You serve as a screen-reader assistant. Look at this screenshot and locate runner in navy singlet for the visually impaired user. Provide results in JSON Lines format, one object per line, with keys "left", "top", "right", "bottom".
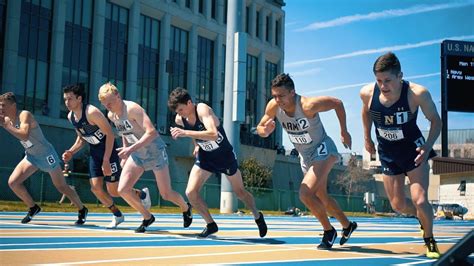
{"left": 62, "top": 84, "right": 127, "bottom": 229}
{"left": 360, "top": 52, "right": 441, "bottom": 259}
{"left": 168, "top": 87, "right": 267, "bottom": 238}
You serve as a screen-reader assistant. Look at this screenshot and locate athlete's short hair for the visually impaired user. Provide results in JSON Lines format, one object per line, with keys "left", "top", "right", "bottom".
{"left": 0, "top": 92, "right": 16, "bottom": 104}
{"left": 98, "top": 82, "right": 119, "bottom": 101}
{"left": 271, "top": 73, "right": 295, "bottom": 91}
{"left": 63, "top": 83, "right": 86, "bottom": 102}
{"left": 168, "top": 87, "right": 192, "bottom": 111}
{"left": 373, "top": 52, "right": 401, "bottom": 75}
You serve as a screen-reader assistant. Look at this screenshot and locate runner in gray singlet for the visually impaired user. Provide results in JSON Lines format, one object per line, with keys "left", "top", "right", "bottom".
{"left": 0, "top": 92, "right": 87, "bottom": 225}
{"left": 257, "top": 74, "right": 357, "bottom": 250}
{"left": 98, "top": 82, "right": 192, "bottom": 233}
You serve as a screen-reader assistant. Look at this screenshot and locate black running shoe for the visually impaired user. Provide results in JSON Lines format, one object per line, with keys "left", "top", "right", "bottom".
{"left": 135, "top": 215, "right": 156, "bottom": 233}
{"left": 255, "top": 212, "right": 267, "bottom": 237}
{"left": 21, "top": 204, "right": 41, "bottom": 224}
{"left": 317, "top": 227, "right": 337, "bottom": 250}
{"left": 183, "top": 202, "right": 193, "bottom": 228}
{"left": 198, "top": 222, "right": 218, "bottom": 238}
{"left": 75, "top": 206, "right": 88, "bottom": 225}
{"left": 340, "top": 221, "right": 357, "bottom": 245}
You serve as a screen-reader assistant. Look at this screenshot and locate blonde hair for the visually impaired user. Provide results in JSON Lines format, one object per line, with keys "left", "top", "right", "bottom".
{"left": 98, "top": 82, "right": 119, "bottom": 101}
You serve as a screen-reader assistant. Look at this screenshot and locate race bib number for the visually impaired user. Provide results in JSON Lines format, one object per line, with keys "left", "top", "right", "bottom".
{"left": 377, "top": 128, "right": 404, "bottom": 141}
{"left": 123, "top": 133, "right": 139, "bottom": 144}
{"left": 197, "top": 140, "right": 220, "bottom": 152}
{"left": 46, "top": 154, "right": 56, "bottom": 165}
{"left": 82, "top": 135, "right": 100, "bottom": 145}
{"left": 288, "top": 132, "right": 313, "bottom": 144}
{"left": 20, "top": 140, "right": 34, "bottom": 149}
{"left": 110, "top": 162, "right": 118, "bottom": 174}
{"left": 317, "top": 141, "right": 328, "bottom": 156}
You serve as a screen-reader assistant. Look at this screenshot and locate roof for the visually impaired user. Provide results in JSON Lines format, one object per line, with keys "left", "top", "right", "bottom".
{"left": 432, "top": 157, "right": 474, "bottom": 175}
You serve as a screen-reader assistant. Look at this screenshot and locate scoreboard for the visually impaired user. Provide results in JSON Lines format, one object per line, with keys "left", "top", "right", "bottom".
{"left": 441, "top": 40, "right": 474, "bottom": 112}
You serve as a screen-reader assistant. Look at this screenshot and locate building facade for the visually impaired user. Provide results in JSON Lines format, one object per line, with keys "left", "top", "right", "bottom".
{"left": 0, "top": 0, "right": 287, "bottom": 185}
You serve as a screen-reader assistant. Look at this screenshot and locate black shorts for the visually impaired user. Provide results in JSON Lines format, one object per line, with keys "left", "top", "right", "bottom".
{"left": 195, "top": 149, "right": 238, "bottom": 176}
{"left": 379, "top": 148, "right": 436, "bottom": 176}
{"left": 89, "top": 151, "right": 121, "bottom": 182}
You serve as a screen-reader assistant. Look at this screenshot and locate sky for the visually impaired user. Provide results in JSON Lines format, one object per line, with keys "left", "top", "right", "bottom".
{"left": 281, "top": 0, "right": 474, "bottom": 155}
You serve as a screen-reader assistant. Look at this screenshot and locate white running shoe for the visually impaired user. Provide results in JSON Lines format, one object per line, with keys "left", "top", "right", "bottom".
{"left": 106, "top": 215, "right": 125, "bottom": 229}
{"left": 141, "top": 187, "right": 151, "bottom": 210}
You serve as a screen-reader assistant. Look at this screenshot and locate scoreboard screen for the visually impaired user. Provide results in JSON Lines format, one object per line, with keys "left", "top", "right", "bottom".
{"left": 442, "top": 40, "right": 474, "bottom": 113}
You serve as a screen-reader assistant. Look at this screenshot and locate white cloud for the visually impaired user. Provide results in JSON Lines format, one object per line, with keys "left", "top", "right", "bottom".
{"left": 297, "top": 2, "right": 474, "bottom": 31}
{"left": 286, "top": 35, "right": 474, "bottom": 68}
{"left": 306, "top": 72, "right": 440, "bottom": 95}
{"left": 291, "top": 67, "right": 322, "bottom": 77}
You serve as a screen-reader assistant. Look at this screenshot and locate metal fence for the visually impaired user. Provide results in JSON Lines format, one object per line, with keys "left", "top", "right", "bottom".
{"left": 0, "top": 167, "right": 390, "bottom": 213}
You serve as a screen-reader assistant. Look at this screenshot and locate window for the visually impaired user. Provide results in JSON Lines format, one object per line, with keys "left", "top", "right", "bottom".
{"left": 223, "top": 0, "right": 227, "bottom": 24}
{"left": 0, "top": 0, "right": 6, "bottom": 89}
{"left": 103, "top": 1, "right": 128, "bottom": 95}
{"left": 211, "top": 0, "right": 216, "bottom": 19}
{"left": 167, "top": 26, "right": 188, "bottom": 131}
{"left": 196, "top": 36, "right": 214, "bottom": 106}
{"left": 256, "top": 11, "right": 260, "bottom": 39}
{"left": 245, "top": 54, "right": 258, "bottom": 127}
{"left": 62, "top": 0, "right": 93, "bottom": 118}
{"left": 198, "top": 0, "right": 203, "bottom": 14}
{"left": 245, "top": 6, "right": 249, "bottom": 33}
{"left": 138, "top": 15, "right": 160, "bottom": 125}
{"left": 17, "top": 0, "right": 53, "bottom": 114}
{"left": 275, "top": 19, "right": 280, "bottom": 46}
{"left": 185, "top": 0, "right": 191, "bottom": 9}
{"left": 458, "top": 180, "right": 466, "bottom": 196}
{"left": 265, "top": 61, "right": 277, "bottom": 147}
{"left": 265, "top": 15, "right": 270, "bottom": 42}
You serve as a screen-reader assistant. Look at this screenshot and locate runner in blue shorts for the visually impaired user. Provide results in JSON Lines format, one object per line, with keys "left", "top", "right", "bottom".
{"left": 62, "top": 84, "right": 150, "bottom": 229}
{"left": 257, "top": 73, "right": 357, "bottom": 249}
{"left": 0, "top": 92, "right": 87, "bottom": 225}
{"left": 360, "top": 52, "right": 441, "bottom": 259}
{"left": 99, "top": 82, "right": 192, "bottom": 233}
{"left": 168, "top": 87, "right": 267, "bottom": 238}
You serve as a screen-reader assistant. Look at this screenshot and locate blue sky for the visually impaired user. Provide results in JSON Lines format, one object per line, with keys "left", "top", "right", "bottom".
{"left": 281, "top": 0, "right": 474, "bottom": 155}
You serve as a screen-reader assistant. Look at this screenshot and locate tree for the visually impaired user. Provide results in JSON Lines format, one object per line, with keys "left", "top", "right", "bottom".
{"left": 335, "top": 154, "right": 374, "bottom": 200}
{"left": 240, "top": 158, "right": 272, "bottom": 189}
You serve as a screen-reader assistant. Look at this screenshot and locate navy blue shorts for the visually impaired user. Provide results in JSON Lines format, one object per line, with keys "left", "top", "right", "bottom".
{"left": 379, "top": 148, "right": 436, "bottom": 176}
{"left": 89, "top": 150, "right": 121, "bottom": 182}
{"left": 195, "top": 149, "right": 238, "bottom": 176}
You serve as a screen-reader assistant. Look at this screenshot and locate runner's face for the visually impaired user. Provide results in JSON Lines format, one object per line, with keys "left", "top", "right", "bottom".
{"left": 271, "top": 86, "right": 295, "bottom": 110}
{"left": 175, "top": 101, "right": 193, "bottom": 118}
{"left": 100, "top": 93, "right": 120, "bottom": 113}
{"left": 63, "top": 92, "right": 81, "bottom": 111}
{"left": 375, "top": 71, "right": 402, "bottom": 97}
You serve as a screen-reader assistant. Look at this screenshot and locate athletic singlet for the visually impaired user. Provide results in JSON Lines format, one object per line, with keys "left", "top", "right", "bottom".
{"left": 181, "top": 104, "right": 233, "bottom": 155}
{"left": 69, "top": 104, "right": 107, "bottom": 149}
{"left": 369, "top": 81, "right": 427, "bottom": 155}
{"left": 15, "top": 111, "right": 53, "bottom": 154}
{"left": 276, "top": 94, "right": 327, "bottom": 155}
{"left": 111, "top": 100, "right": 165, "bottom": 150}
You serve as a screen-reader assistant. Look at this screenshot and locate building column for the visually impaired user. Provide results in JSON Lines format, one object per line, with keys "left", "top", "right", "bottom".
{"left": 248, "top": 2, "right": 256, "bottom": 38}
{"left": 47, "top": 0, "right": 66, "bottom": 118}
{"left": 204, "top": 0, "right": 211, "bottom": 20}
{"left": 216, "top": 0, "right": 224, "bottom": 25}
{"left": 89, "top": 0, "right": 106, "bottom": 107}
{"left": 125, "top": 0, "right": 140, "bottom": 101}
{"left": 2, "top": 0, "right": 21, "bottom": 93}
{"left": 269, "top": 12, "right": 275, "bottom": 46}
{"left": 191, "top": 0, "right": 198, "bottom": 15}
{"left": 187, "top": 24, "right": 198, "bottom": 97}
{"left": 157, "top": 13, "right": 171, "bottom": 133}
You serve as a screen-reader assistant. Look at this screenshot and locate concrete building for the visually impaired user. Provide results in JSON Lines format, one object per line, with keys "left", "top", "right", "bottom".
{"left": 0, "top": 0, "right": 290, "bottom": 188}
